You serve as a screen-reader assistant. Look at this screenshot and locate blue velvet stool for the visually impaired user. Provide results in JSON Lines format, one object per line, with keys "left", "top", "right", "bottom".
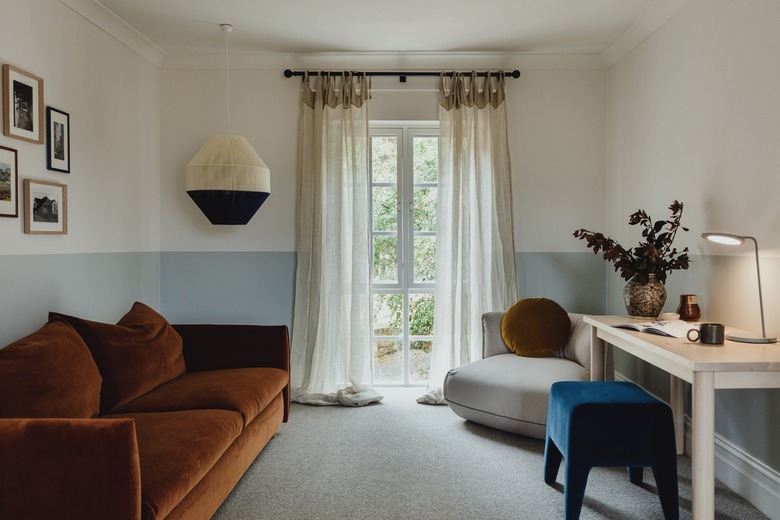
{"left": 544, "top": 381, "right": 679, "bottom": 520}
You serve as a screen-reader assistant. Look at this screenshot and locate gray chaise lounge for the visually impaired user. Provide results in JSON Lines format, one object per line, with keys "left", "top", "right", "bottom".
{"left": 443, "top": 312, "right": 594, "bottom": 439}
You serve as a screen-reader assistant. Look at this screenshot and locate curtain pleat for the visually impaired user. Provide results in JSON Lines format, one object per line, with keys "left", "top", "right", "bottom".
{"left": 420, "top": 72, "right": 519, "bottom": 404}
{"left": 291, "top": 73, "right": 381, "bottom": 406}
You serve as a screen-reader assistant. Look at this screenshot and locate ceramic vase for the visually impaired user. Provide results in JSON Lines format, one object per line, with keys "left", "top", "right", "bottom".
{"left": 623, "top": 273, "right": 667, "bottom": 318}
{"left": 677, "top": 294, "right": 701, "bottom": 321}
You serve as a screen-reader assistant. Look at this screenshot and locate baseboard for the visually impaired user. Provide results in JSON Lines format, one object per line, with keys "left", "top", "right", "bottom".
{"left": 683, "top": 416, "right": 780, "bottom": 520}
{"left": 614, "top": 372, "right": 780, "bottom": 519}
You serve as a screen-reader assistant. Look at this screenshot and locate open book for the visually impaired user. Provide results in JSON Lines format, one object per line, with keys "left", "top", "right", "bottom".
{"left": 613, "top": 320, "right": 692, "bottom": 339}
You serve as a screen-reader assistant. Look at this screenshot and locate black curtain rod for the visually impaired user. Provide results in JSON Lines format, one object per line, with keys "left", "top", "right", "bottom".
{"left": 283, "top": 69, "right": 520, "bottom": 83}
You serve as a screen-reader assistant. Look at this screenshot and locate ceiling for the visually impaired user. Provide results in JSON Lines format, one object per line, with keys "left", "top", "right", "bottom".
{"left": 95, "top": 0, "right": 685, "bottom": 59}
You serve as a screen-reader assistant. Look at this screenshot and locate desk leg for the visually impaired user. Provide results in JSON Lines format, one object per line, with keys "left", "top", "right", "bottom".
{"left": 670, "top": 375, "right": 685, "bottom": 455}
{"left": 692, "top": 371, "right": 715, "bottom": 520}
{"left": 590, "top": 327, "right": 605, "bottom": 381}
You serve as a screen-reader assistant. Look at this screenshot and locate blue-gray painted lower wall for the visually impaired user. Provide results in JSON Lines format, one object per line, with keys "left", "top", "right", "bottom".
{"left": 516, "top": 252, "right": 607, "bottom": 315}
{"left": 157, "top": 251, "right": 605, "bottom": 331}
{"left": 0, "top": 252, "right": 160, "bottom": 347}
{"left": 160, "top": 252, "right": 297, "bottom": 328}
{"left": 4, "top": 249, "right": 774, "bottom": 474}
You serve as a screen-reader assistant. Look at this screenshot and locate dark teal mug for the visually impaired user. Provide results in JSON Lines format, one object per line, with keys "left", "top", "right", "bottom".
{"left": 687, "top": 323, "right": 725, "bottom": 344}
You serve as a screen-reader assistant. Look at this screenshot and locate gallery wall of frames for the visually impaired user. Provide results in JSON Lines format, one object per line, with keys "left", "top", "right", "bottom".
{"left": 1, "top": 63, "right": 70, "bottom": 234}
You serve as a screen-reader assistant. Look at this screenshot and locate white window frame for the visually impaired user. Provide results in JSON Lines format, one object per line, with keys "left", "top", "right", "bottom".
{"left": 369, "top": 121, "right": 439, "bottom": 386}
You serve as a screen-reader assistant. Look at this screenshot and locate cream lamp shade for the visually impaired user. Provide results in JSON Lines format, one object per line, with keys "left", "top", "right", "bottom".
{"left": 185, "top": 134, "right": 270, "bottom": 225}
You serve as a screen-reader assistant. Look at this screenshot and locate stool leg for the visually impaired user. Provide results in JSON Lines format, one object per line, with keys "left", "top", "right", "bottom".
{"left": 563, "top": 461, "right": 590, "bottom": 520}
{"left": 544, "top": 436, "right": 563, "bottom": 485}
{"left": 627, "top": 466, "right": 643, "bottom": 485}
{"left": 652, "top": 458, "right": 679, "bottom": 520}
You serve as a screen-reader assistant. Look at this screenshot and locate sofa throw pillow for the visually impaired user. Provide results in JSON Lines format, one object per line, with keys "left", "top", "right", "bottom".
{"left": 0, "top": 319, "right": 102, "bottom": 418}
{"left": 50, "top": 302, "right": 186, "bottom": 414}
{"left": 500, "top": 298, "right": 571, "bottom": 358}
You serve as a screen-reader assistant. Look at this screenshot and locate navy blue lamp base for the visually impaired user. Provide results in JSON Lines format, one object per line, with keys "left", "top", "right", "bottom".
{"left": 187, "top": 190, "right": 269, "bottom": 225}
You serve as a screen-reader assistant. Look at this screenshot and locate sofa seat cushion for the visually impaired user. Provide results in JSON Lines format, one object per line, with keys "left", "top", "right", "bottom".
{"left": 443, "top": 354, "right": 589, "bottom": 439}
{"left": 51, "top": 302, "right": 186, "bottom": 414}
{"left": 111, "top": 367, "right": 289, "bottom": 427}
{"left": 105, "top": 409, "right": 243, "bottom": 520}
{"left": 0, "top": 319, "right": 102, "bottom": 419}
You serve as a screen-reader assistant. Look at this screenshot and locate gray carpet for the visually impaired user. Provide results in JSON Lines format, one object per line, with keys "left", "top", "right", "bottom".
{"left": 214, "top": 387, "right": 768, "bottom": 519}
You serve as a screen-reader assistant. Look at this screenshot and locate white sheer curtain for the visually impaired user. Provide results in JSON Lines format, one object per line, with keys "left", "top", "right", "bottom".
{"left": 420, "top": 72, "right": 519, "bottom": 404}
{"left": 291, "top": 73, "right": 382, "bottom": 406}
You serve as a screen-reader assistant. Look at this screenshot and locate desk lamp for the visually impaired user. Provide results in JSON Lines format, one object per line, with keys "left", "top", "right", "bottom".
{"left": 701, "top": 233, "right": 777, "bottom": 343}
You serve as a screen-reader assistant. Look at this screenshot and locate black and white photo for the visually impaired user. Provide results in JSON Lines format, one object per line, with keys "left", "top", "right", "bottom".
{"left": 23, "top": 179, "right": 67, "bottom": 234}
{"left": 2, "top": 64, "right": 44, "bottom": 144}
{"left": 47, "top": 107, "right": 70, "bottom": 172}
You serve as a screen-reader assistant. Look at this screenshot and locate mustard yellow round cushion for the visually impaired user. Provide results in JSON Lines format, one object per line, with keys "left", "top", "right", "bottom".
{"left": 500, "top": 298, "right": 571, "bottom": 357}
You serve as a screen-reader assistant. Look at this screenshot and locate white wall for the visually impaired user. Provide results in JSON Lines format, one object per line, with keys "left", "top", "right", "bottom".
{"left": 607, "top": 0, "right": 780, "bottom": 335}
{"left": 0, "top": 0, "right": 162, "bottom": 344}
{"left": 159, "top": 59, "right": 606, "bottom": 255}
{"left": 1, "top": 0, "right": 161, "bottom": 254}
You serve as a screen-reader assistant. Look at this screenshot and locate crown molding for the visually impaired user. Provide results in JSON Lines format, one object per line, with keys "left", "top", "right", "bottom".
{"left": 59, "top": 0, "right": 167, "bottom": 67}
{"left": 601, "top": 0, "right": 690, "bottom": 67}
{"left": 162, "top": 51, "right": 608, "bottom": 71}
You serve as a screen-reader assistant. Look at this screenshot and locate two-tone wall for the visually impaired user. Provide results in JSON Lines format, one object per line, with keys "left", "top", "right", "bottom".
{"left": 4, "top": 0, "right": 777, "bottom": 515}
{"left": 158, "top": 61, "right": 609, "bottom": 325}
{"left": 0, "top": 0, "right": 161, "bottom": 346}
{"left": 606, "top": 0, "right": 780, "bottom": 513}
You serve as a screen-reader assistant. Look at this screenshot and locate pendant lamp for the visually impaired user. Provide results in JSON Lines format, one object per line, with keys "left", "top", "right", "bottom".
{"left": 186, "top": 24, "right": 270, "bottom": 225}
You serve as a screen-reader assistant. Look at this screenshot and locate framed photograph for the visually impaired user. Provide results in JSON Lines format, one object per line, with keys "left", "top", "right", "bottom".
{"left": 2, "top": 64, "right": 44, "bottom": 144}
{"left": 0, "top": 145, "right": 19, "bottom": 218}
{"left": 46, "top": 107, "right": 70, "bottom": 173}
{"left": 23, "top": 179, "right": 67, "bottom": 234}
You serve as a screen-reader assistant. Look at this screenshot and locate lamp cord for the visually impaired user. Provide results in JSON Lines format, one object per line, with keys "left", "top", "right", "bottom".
{"left": 225, "top": 27, "right": 230, "bottom": 135}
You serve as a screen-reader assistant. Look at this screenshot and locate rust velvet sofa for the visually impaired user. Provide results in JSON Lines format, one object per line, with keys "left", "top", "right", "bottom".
{"left": 0, "top": 302, "right": 290, "bottom": 520}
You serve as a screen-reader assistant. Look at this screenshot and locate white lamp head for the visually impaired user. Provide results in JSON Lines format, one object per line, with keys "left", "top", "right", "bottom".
{"left": 701, "top": 232, "right": 745, "bottom": 246}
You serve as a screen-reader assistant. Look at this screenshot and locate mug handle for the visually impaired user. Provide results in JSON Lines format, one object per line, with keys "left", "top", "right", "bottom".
{"left": 687, "top": 329, "right": 700, "bottom": 342}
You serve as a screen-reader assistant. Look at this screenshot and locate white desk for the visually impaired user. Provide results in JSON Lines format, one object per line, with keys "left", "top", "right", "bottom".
{"left": 584, "top": 315, "right": 780, "bottom": 520}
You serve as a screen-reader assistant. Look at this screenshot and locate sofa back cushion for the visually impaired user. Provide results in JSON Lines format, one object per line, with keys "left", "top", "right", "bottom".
{"left": 0, "top": 319, "right": 102, "bottom": 418}
{"left": 50, "top": 302, "right": 186, "bottom": 414}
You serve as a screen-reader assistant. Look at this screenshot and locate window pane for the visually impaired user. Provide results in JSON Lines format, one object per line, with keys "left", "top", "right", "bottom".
{"left": 373, "top": 236, "right": 398, "bottom": 283}
{"left": 373, "top": 293, "right": 403, "bottom": 336}
{"left": 410, "top": 341, "right": 432, "bottom": 382}
{"left": 373, "top": 340, "right": 402, "bottom": 384}
{"left": 413, "top": 137, "right": 438, "bottom": 183}
{"left": 373, "top": 186, "right": 397, "bottom": 232}
{"left": 413, "top": 236, "right": 436, "bottom": 283}
{"left": 409, "top": 293, "right": 434, "bottom": 336}
{"left": 413, "top": 186, "right": 437, "bottom": 232}
{"left": 372, "top": 136, "right": 397, "bottom": 183}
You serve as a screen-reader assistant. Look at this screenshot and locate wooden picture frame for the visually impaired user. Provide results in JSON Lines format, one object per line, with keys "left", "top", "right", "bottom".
{"left": 24, "top": 179, "right": 67, "bottom": 234}
{"left": 2, "top": 64, "right": 44, "bottom": 144}
{"left": 46, "top": 107, "right": 70, "bottom": 173}
{"left": 0, "top": 145, "right": 19, "bottom": 218}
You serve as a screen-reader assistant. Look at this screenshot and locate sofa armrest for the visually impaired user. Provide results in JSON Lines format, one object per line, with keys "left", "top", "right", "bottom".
{"left": 482, "top": 312, "right": 512, "bottom": 358}
{"left": 173, "top": 324, "right": 291, "bottom": 421}
{"left": 0, "top": 418, "right": 141, "bottom": 520}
